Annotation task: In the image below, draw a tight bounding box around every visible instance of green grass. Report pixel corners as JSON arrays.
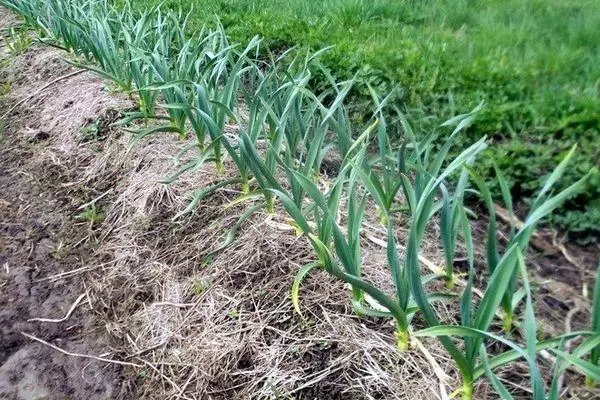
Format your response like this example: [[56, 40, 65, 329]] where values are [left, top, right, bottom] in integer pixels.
[[121, 0, 600, 242]]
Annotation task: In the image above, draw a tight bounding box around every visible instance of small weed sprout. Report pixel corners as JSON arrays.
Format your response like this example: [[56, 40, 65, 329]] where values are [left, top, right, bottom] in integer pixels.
[[77, 204, 105, 225]]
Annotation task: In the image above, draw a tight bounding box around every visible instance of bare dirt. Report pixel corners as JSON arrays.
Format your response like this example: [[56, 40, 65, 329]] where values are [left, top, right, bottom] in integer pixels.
[[0, 12, 133, 398], [1, 6, 599, 400], [0, 123, 127, 399]]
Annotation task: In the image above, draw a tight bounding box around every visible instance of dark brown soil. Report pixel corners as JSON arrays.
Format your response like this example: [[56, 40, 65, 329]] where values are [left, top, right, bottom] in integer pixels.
[[0, 115, 129, 398], [468, 207, 599, 328], [0, 9, 133, 395]]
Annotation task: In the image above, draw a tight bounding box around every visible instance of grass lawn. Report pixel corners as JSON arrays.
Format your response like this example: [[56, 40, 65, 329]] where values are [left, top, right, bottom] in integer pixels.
[[125, 0, 600, 241]]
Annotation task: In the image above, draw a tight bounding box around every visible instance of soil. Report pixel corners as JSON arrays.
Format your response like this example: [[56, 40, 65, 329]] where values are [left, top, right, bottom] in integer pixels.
[[465, 204, 599, 334], [0, 102, 127, 398], [0, 11, 132, 397]]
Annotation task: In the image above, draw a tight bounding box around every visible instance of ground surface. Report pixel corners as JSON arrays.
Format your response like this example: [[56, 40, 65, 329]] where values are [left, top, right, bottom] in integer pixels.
[[0, 51, 128, 400], [0, 6, 599, 400], [123, 0, 600, 241], [0, 125, 125, 399]]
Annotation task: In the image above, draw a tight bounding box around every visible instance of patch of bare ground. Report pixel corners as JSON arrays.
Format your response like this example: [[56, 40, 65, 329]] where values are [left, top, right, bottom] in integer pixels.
[[1, 5, 598, 400], [0, 15, 133, 400]]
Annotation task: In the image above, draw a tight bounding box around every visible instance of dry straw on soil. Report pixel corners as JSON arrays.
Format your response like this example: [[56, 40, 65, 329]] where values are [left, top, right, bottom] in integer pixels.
[[86, 98, 461, 400]]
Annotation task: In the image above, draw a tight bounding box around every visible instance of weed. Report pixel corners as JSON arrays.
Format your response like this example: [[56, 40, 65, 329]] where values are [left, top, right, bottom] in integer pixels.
[[76, 204, 105, 225], [0, 83, 10, 95], [3, 26, 32, 54], [78, 122, 99, 141], [191, 278, 210, 296]]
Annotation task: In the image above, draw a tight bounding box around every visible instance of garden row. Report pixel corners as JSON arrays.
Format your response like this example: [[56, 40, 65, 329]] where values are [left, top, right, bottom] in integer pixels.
[[1, 0, 598, 398]]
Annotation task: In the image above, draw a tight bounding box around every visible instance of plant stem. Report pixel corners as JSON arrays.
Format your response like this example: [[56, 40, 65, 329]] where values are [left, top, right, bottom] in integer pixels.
[[377, 208, 387, 226], [215, 159, 224, 174], [461, 378, 474, 400], [241, 180, 250, 195], [351, 286, 364, 305], [265, 195, 275, 214], [502, 311, 513, 333], [350, 289, 365, 316], [395, 327, 410, 351], [444, 272, 455, 290]]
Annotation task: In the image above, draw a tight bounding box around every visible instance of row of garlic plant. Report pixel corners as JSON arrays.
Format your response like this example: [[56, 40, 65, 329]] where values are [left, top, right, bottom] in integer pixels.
[[2, 0, 599, 398]]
